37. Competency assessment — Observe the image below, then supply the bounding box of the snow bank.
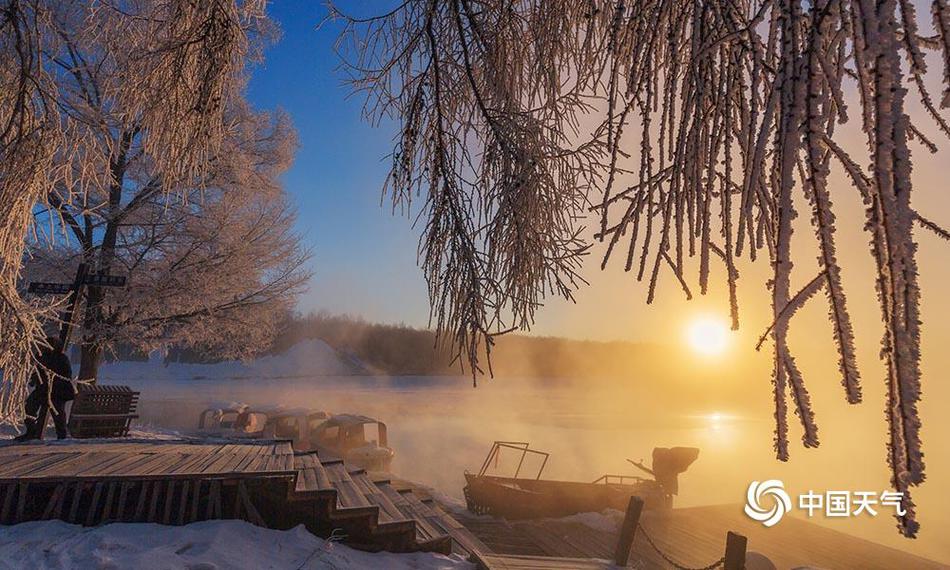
[0,520,472,570]
[548,509,624,533]
[97,339,362,382]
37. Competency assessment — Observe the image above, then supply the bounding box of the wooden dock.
[0,439,296,482]
[0,438,485,557]
[5,440,939,568]
[454,503,947,569]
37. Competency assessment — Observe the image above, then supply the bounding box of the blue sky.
[242,2,742,342]
[241,2,782,345]
[246,1,430,327]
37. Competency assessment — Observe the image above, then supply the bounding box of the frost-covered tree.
[1,1,269,418]
[332,0,950,536]
[27,101,308,381]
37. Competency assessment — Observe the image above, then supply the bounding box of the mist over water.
[125,374,950,565]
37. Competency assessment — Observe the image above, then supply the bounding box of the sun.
[686,316,730,356]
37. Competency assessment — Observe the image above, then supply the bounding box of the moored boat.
[463,441,698,519]
[196,403,394,471]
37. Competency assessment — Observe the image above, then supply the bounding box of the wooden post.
[14,483,29,523]
[614,496,644,567]
[724,531,748,570]
[58,263,88,352]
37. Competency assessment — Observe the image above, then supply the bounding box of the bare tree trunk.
[78,341,102,385]
[75,131,131,384]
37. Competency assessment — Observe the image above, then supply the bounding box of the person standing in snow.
[16,337,75,441]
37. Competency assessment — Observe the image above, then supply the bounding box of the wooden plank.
[41,484,65,520]
[177,480,190,525]
[116,482,132,521]
[217,452,251,475]
[97,452,155,477]
[79,453,144,479]
[141,452,188,476]
[67,481,85,524]
[100,482,117,523]
[85,482,104,526]
[212,480,222,518]
[238,481,266,526]
[147,478,162,522]
[133,481,150,521]
[162,479,175,524]
[240,454,264,473]
[298,464,318,493]
[1,483,16,523]
[6,452,81,478]
[314,461,333,491]
[231,480,243,518]
[425,501,492,558]
[187,451,228,475]
[52,483,68,520]
[279,453,295,472]
[168,452,213,475]
[38,451,116,479]
[204,452,243,475]
[397,490,443,541]
[231,449,261,474]
[206,480,221,519]
[190,480,201,522]
[0,453,56,477]
[352,472,404,523]
[151,453,194,476]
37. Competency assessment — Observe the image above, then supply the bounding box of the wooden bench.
[67,384,140,438]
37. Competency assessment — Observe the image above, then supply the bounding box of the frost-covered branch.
[1,0,269,419]
[336,0,950,535]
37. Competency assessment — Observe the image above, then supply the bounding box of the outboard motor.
[652,446,700,496]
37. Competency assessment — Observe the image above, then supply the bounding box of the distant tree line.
[270,312,678,381]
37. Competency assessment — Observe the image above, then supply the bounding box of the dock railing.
[590,474,648,485]
[614,496,747,570]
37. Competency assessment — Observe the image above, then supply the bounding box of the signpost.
[27,263,127,351]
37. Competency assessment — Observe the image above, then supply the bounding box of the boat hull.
[463,473,671,519]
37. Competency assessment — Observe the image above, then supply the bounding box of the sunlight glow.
[686,316,730,356]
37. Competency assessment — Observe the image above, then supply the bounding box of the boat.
[307,413,394,471]
[463,441,699,519]
[196,404,394,471]
[196,403,271,438]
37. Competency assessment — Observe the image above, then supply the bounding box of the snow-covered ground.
[0,520,473,570]
[97,339,363,382]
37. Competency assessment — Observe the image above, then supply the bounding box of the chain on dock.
[636,523,726,570]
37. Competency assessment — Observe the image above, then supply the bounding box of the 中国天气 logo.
[744,479,792,527]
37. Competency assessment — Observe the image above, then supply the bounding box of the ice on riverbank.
[0,519,472,570]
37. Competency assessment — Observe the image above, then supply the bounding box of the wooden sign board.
[27,282,73,295]
[28,274,126,295]
[83,274,126,287]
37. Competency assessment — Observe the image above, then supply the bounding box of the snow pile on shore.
[0,520,472,570]
[552,509,624,533]
[97,339,362,382]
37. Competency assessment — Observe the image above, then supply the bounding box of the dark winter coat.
[29,346,75,402]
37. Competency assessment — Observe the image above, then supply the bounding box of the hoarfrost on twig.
[332,0,950,536]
